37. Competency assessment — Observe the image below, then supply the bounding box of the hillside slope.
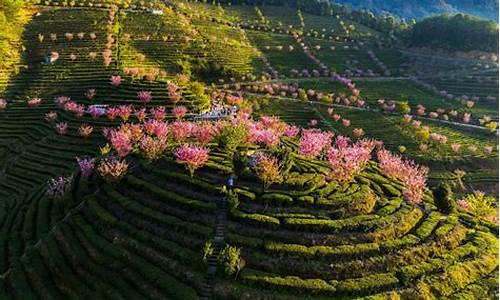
[337,0,499,21]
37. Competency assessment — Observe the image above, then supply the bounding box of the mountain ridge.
[335,0,499,21]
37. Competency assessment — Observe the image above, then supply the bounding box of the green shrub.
[381,184,401,197]
[333,272,399,294]
[218,244,243,276]
[297,195,314,204]
[202,240,214,263]
[231,210,280,226]
[234,188,256,201]
[432,183,455,213]
[415,212,442,239]
[347,185,377,215]
[217,124,248,152]
[233,151,250,177]
[228,190,240,212]
[260,193,293,204]
[396,101,411,114]
[243,272,336,293]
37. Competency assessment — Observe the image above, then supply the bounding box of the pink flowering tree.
[249,126,280,149]
[118,105,132,122]
[109,130,132,157]
[284,125,300,138]
[76,157,96,178]
[28,97,42,107]
[106,107,120,120]
[194,122,216,144]
[174,144,210,177]
[172,106,188,119]
[137,90,152,104]
[150,106,166,121]
[110,75,122,86]
[55,122,68,135]
[327,137,375,184]
[298,129,334,158]
[135,107,147,122]
[139,136,168,161]
[167,83,181,104]
[377,149,429,204]
[170,121,194,143]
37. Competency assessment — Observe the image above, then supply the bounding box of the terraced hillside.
[0,130,497,299]
[0,0,498,299]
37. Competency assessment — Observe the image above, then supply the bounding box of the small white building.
[148,9,164,15]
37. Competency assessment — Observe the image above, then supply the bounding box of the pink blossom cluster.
[109,130,132,157]
[327,136,375,183]
[299,129,335,158]
[119,105,132,121]
[247,116,288,148]
[55,122,68,135]
[170,121,195,142]
[110,75,122,86]
[167,83,181,104]
[457,199,470,210]
[139,136,168,161]
[172,106,188,119]
[106,107,120,120]
[135,108,147,122]
[102,32,114,66]
[63,100,86,117]
[28,97,42,107]
[377,149,429,204]
[151,106,166,120]
[284,125,300,138]
[249,127,280,148]
[174,144,210,177]
[430,133,448,144]
[137,90,152,104]
[193,122,217,144]
[143,120,169,138]
[76,157,96,177]
[377,99,396,113]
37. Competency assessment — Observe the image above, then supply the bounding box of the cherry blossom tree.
[97,157,129,183]
[110,75,122,86]
[76,157,96,178]
[174,144,210,177]
[377,149,428,204]
[172,106,188,119]
[109,130,132,157]
[299,129,334,158]
[78,124,93,137]
[137,90,152,104]
[251,152,282,189]
[327,137,374,183]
